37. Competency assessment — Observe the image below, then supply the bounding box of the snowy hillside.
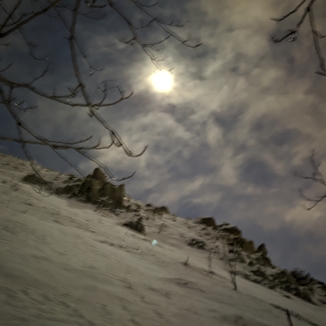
[0,152,325,326]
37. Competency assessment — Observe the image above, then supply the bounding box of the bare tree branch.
[0,0,64,38]
[271,0,326,76]
[295,149,326,210]
[0,0,200,185]
[109,0,201,69]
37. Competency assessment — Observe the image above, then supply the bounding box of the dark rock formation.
[22,173,52,187]
[196,217,216,228]
[242,240,256,255]
[55,184,80,196]
[219,225,242,237]
[77,168,125,208]
[126,202,142,212]
[188,238,206,250]
[252,268,268,279]
[256,243,268,256]
[254,253,275,269]
[152,206,170,215]
[123,217,145,234]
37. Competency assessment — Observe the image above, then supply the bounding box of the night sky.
[1,0,326,282]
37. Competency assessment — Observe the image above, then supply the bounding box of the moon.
[151,70,174,92]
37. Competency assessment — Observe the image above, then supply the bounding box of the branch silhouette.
[271,0,326,76]
[0,0,200,185]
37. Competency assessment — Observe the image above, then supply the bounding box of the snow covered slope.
[0,153,325,326]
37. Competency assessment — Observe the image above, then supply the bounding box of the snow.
[0,153,325,325]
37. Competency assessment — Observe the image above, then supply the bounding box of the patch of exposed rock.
[22,173,53,188]
[123,217,146,234]
[52,168,126,209]
[188,238,206,250]
[189,217,326,305]
[195,217,216,228]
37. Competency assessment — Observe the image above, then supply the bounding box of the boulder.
[219,225,242,237]
[254,253,275,269]
[196,217,216,228]
[251,268,268,279]
[92,167,107,182]
[126,202,142,212]
[22,173,52,187]
[123,217,145,234]
[248,260,255,267]
[100,182,125,208]
[256,243,268,256]
[152,206,170,215]
[77,168,125,208]
[242,240,256,254]
[55,184,80,196]
[188,238,206,250]
[63,174,82,184]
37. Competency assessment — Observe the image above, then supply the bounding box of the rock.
[88,179,102,203]
[256,243,268,256]
[100,182,125,208]
[234,252,246,263]
[187,238,206,250]
[251,268,268,279]
[92,167,107,182]
[248,260,255,267]
[219,225,242,237]
[55,184,80,196]
[293,288,314,304]
[242,240,256,254]
[195,217,216,228]
[290,269,313,286]
[254,253,275,269]
[99,181,116,198]
[152,206,170,215]
[126,202,142,212]
[271,270,291,282]
[123,217,145,234]
[77,168,125,208]
[22,173,52,187]
[63,175,82,184]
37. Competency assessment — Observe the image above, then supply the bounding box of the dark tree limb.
[0,0,200,186]
[295,149,326,210]
[0,0,64,38]
[271,0,326,76]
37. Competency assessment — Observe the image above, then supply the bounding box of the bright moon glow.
[151,70,174,92]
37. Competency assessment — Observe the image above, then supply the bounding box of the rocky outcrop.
[195,217,216,228]
[152,206,170,216]
[188,238,206,250]
[54,168,126,209]
[218,224,242,237]
[55,184,80,196]
[242,240,256,255]
[254,253,275,269]
[22,173,53,187]
[99,182,125,208]
[256,243,268,256]
[77,168,125,208]
[125,201,142,213]
[123,217,146,234]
